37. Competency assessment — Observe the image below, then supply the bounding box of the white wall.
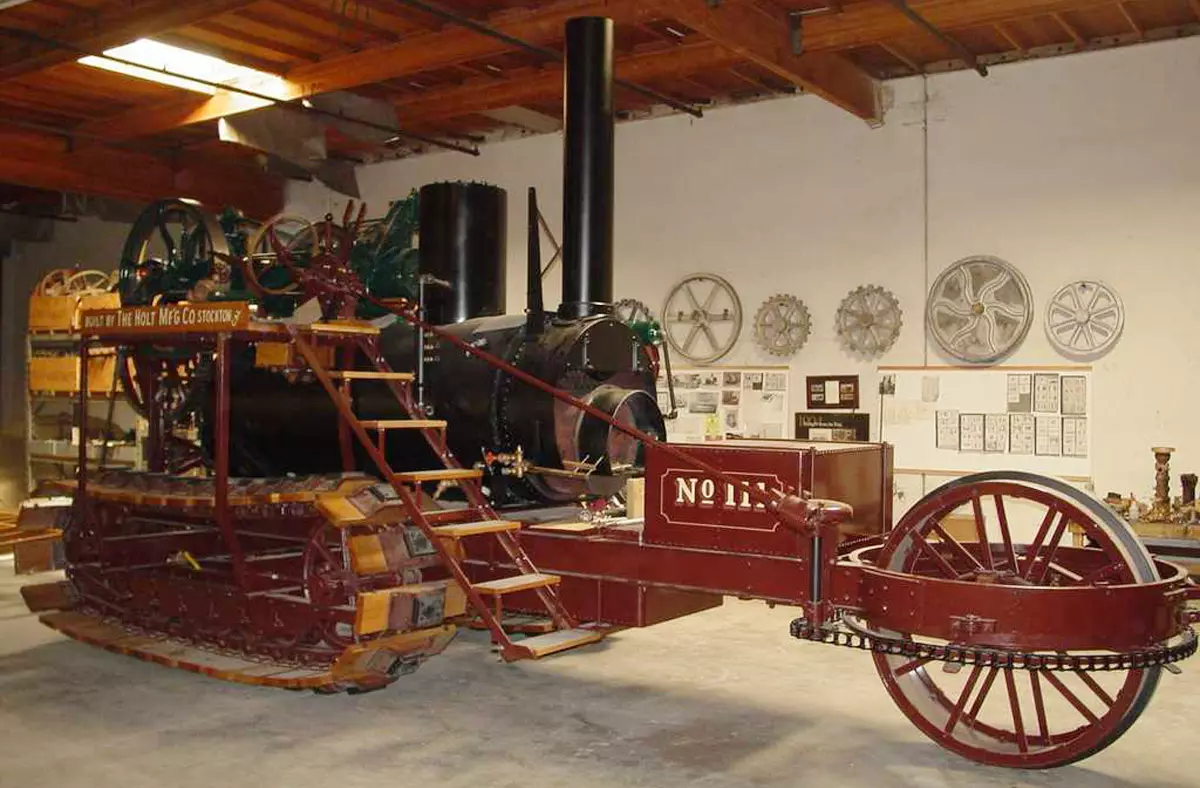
[292,35,1200,500]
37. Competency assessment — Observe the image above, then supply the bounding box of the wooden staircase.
[287,322,602,662]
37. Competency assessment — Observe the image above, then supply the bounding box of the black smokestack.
[558,16,614,320]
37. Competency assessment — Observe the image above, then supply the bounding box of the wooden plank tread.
[307,321,380,335]
[472,573,559,595]
[518,628,605,658]
[395,468,483,483]
[330,371,414,381]
[433,520,520,538]
[361,420,447,430]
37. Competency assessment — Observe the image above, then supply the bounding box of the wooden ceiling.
[0,0,1197,218]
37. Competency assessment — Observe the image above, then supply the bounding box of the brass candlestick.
[1142,446,1175,523]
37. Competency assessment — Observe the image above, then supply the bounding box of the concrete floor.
[0,568,1195,788]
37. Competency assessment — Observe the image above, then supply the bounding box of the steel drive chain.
[791,615,1198,672]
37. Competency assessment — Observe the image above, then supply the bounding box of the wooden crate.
[28,356,79,393]
[28,295,79,333]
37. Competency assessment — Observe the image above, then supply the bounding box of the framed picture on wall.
[795,412,870,442]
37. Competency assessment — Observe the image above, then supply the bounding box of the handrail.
[337,284,816,531]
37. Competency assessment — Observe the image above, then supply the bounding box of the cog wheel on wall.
[753,294,811,357]
[835,285,903,358]
[613,298,655,324]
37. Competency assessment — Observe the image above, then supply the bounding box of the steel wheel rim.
[873,472,1160,768]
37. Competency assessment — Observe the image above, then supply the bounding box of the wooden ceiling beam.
[78,0,655,140]
[1052,12,1087,46]
[396,41,736,123]
[0,127,284,217]
[645,0,879,121]
[0,0,262,81]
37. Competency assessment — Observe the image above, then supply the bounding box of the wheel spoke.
[911,529,965,579]
[1029,513,1070,585]
[1080,561,1126,585]
[1004,669,1029,753]
[928,521,984,572]
[966,666,1000,722]
[1030,671,1050,743]
[945,664,985,736]
[1021,508,1058,579]
[993,495,1019,572]
[1041,670,1099,724]
[894,656,934,677]
[970,495,993,569]
[1075,670,1115,708]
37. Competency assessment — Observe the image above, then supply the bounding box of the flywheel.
[661,274,742,364]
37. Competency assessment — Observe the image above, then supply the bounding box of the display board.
[879,365,1092,479]
[659,366,789,443]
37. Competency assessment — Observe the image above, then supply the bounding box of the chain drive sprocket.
[791,615,1197,672]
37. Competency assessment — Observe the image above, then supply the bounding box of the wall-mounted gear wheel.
[613,298,655,324]
[836,285,903,358]
[753,294,811,357]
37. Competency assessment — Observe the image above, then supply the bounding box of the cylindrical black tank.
[559,17,614,319]
[418,181,507,324]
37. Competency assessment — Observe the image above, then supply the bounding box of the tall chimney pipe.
[558,16,615,320]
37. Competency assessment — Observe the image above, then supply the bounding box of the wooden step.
[395,468,483,483]
[307,321,380,336]
[360,420,447,430]
[330,371,414,381]
[472,573,560,596]
[517,628,605,658]
[433,520,520,538]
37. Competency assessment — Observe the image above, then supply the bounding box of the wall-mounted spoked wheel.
[871,471,1176,768]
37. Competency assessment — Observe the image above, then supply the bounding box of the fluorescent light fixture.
[178,197,202,206]
[78,39,290,98]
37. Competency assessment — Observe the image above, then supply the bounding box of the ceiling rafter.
[1052,12,1088,45]
[77,0,658,140]
[645,0,879,121]
[395,40,737,123]
[0,126,283,217]
[0,0,262,81]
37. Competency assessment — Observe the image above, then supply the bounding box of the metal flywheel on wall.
[661,273,743,364]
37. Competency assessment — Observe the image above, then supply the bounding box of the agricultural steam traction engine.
[19,16,1199,771]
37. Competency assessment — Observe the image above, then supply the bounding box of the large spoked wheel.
[873,471,1161,768]
[244,214,321,296]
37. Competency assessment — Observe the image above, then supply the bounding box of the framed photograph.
[795,412,870,442]
[1035,414,1063,456]
[984,413,1009,453]
[1061,376,1087,416]
[1063,416,1088,457]
[1010,413,1035,455]
[936,409,960,450]
[1006,373,1032,413]
[959,413,985,453]
[1033,373,1061,413]
[806,375,860,409]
